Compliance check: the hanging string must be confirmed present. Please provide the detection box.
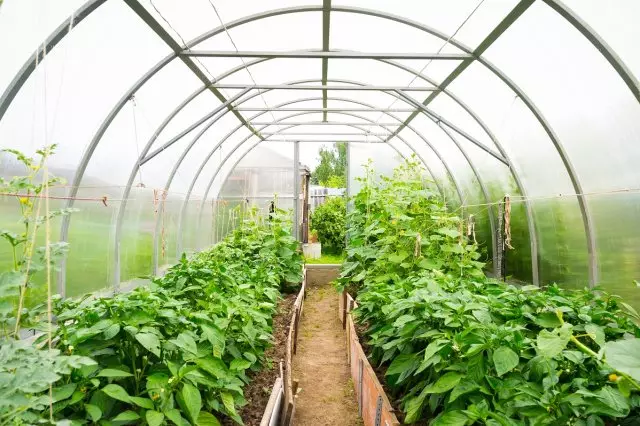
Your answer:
[129,96,144,186]
[453,187,640,211]
[504,195,514,250]
[467,214,477,244]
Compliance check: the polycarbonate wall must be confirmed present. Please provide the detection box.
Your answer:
[0,0,639,306]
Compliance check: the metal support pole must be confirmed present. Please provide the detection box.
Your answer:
[181,50,472,60]
[293,141,301,241]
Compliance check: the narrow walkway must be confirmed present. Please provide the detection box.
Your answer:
[293,282,362,426]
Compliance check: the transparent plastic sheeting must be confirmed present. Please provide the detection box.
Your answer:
[0,0,639,307]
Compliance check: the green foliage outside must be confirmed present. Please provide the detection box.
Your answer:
[339,158,640,425]
[310,196,346,255]
[310,142,347,188]
[304,253,345,265]
[1,146,304,426]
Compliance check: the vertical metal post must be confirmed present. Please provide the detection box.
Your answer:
[293,141,301,241]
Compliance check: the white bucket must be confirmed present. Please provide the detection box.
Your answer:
[302,242,322,259]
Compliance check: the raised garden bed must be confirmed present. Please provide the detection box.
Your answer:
[259,268,307,426]
[339,291,400,426]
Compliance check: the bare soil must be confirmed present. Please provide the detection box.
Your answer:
[293,282,362,426]
[223,293,297,426]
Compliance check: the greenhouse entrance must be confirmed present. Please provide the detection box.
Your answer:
[1,0,640,425]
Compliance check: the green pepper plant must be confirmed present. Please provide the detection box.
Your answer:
[340,158,640,425]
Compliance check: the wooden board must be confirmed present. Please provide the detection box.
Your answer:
[260,377,283,426]
[344,293,400,426]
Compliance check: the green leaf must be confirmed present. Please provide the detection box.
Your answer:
[146,410,164,426]
[230,358,251,371]
[585,324,605,347]
[388,252,408,264]
[84,404,102,423]
[431,410,469,426]
[98,368,133,378]
[202,324,225,358]
[423,372,464,394]
[135,332,161,357]
[449,379,479,403]
[111,410,140,424]
[101,384,130,403]
[386,354,418,376]
[587,386,630,417]
[171,333,198,355]
[0,271,23,298]
[52,384,77,402]
[165,408,188,426]
[129,396,154,409]
[177,383,201,424]
[493,347,519,377]
[196,412,221,426]
[563,350,585,364]
[604,338,640,382]
[467,352,485,382]
[220,392,238,417]
[103,323,120,339]
[618,376,632,397]
[196,357,227,379]
[536,323,572,358]
[403,394,426,424]
[534,312,562,328]
[437,227,461,239]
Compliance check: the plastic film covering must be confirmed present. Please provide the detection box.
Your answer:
[0,0,638,305]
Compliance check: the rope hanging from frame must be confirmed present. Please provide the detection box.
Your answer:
[504,195,514,250]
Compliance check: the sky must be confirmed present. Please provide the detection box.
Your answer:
[0,0,639,198]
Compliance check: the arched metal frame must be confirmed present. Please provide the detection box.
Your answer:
[1,0,638,292]
[173,88,498,264]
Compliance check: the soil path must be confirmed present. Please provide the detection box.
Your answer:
[293,282,362,426]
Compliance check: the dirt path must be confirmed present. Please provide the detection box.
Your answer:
[293,283,362,426]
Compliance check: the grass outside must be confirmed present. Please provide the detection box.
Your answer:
[304,253,345,264]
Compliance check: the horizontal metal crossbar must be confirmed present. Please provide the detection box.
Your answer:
[210,84,437,91]
[234,107,417,112]
[181,50,471,60]
[260,132,390,136]
[261,138,386,143]
[248,121,401,126]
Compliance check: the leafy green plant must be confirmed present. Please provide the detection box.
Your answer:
[0,145,73,336]
[310,196,346,255]
[20,206,303,425]
[340,158,640,425]
[0,146,85,425]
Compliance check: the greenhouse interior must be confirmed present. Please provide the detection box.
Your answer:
[1,0,640,425]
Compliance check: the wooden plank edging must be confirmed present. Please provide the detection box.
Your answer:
[344,293,400,426]
[260,377,283,426]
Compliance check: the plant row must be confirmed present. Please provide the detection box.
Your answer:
[2,207,302,426]
[338,159,640,426]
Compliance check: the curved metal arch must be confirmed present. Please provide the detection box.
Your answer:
[24,2,626,289]
[185,113,434,252]
[156,79,501,269]
[183,100,484,254]
[114,52,539,285]
[178,3,596,284]
[172,104,468,261]
[149,107,456,270]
